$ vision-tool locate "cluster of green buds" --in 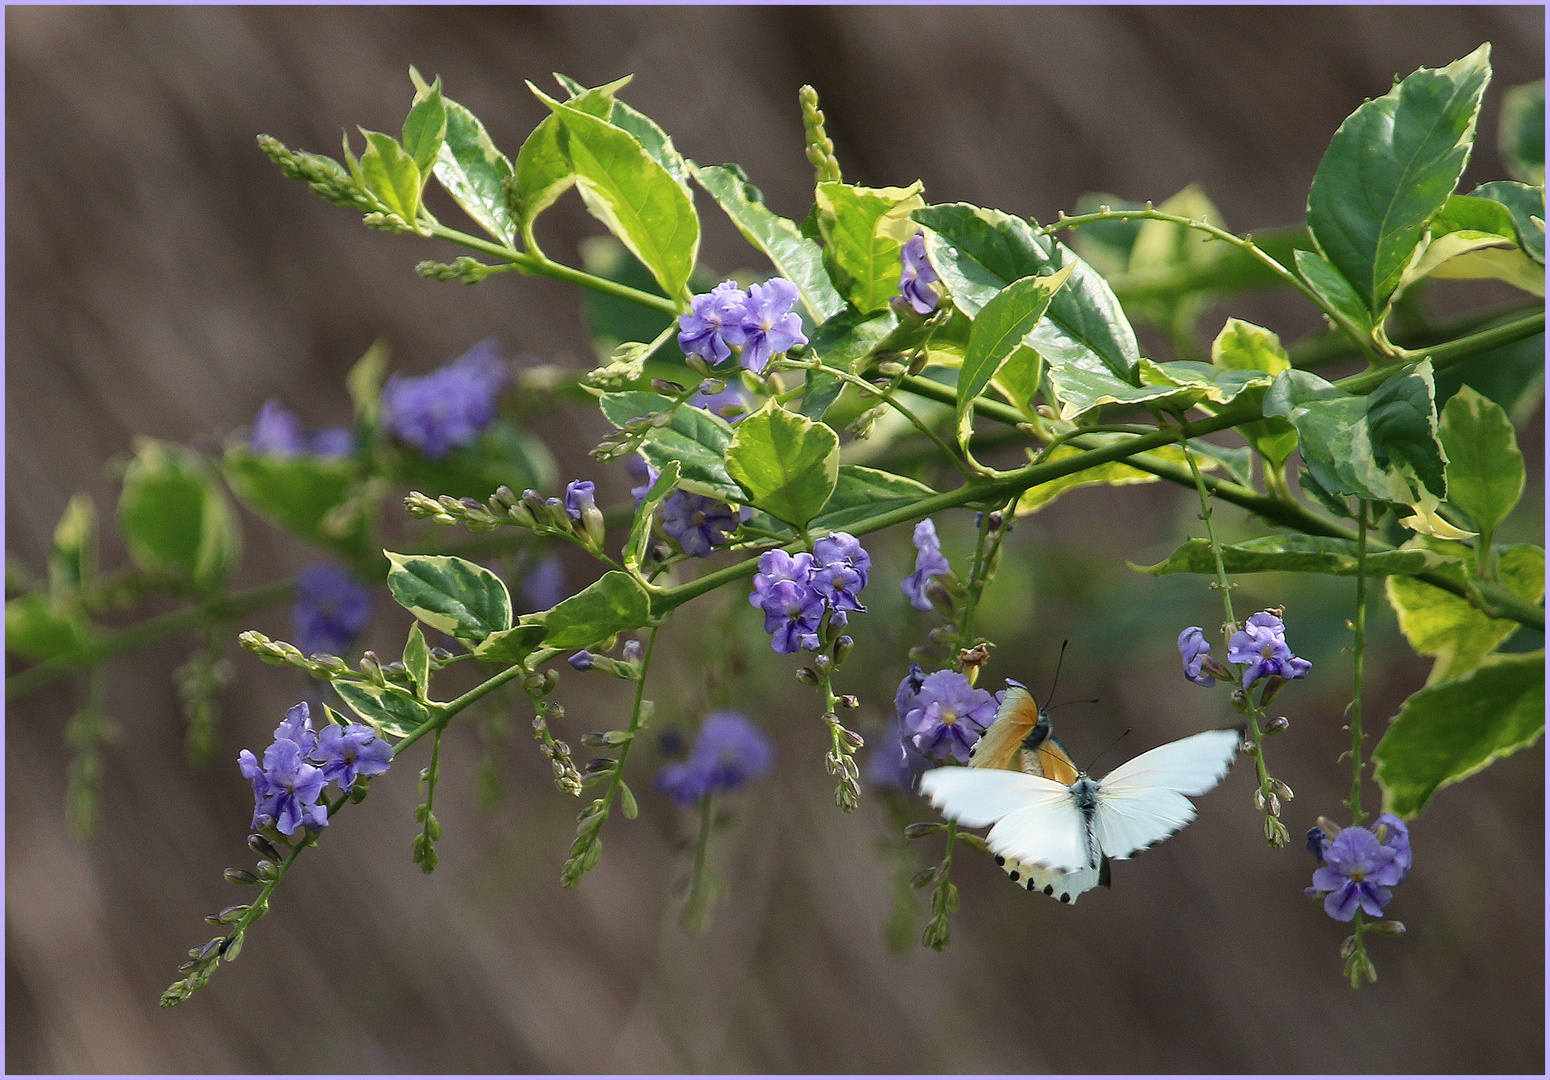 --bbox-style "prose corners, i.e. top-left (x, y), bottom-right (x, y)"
top-left (795, 609), bottom-right (865, 811)
top-left (522, 666), bottom-right (582, 798)
top-left (161, 832), bottom-right (282, 1007)
top-left (255, 135), bottom-right (374, 212)
top-left (414, 256), bottom-right (497, 284)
